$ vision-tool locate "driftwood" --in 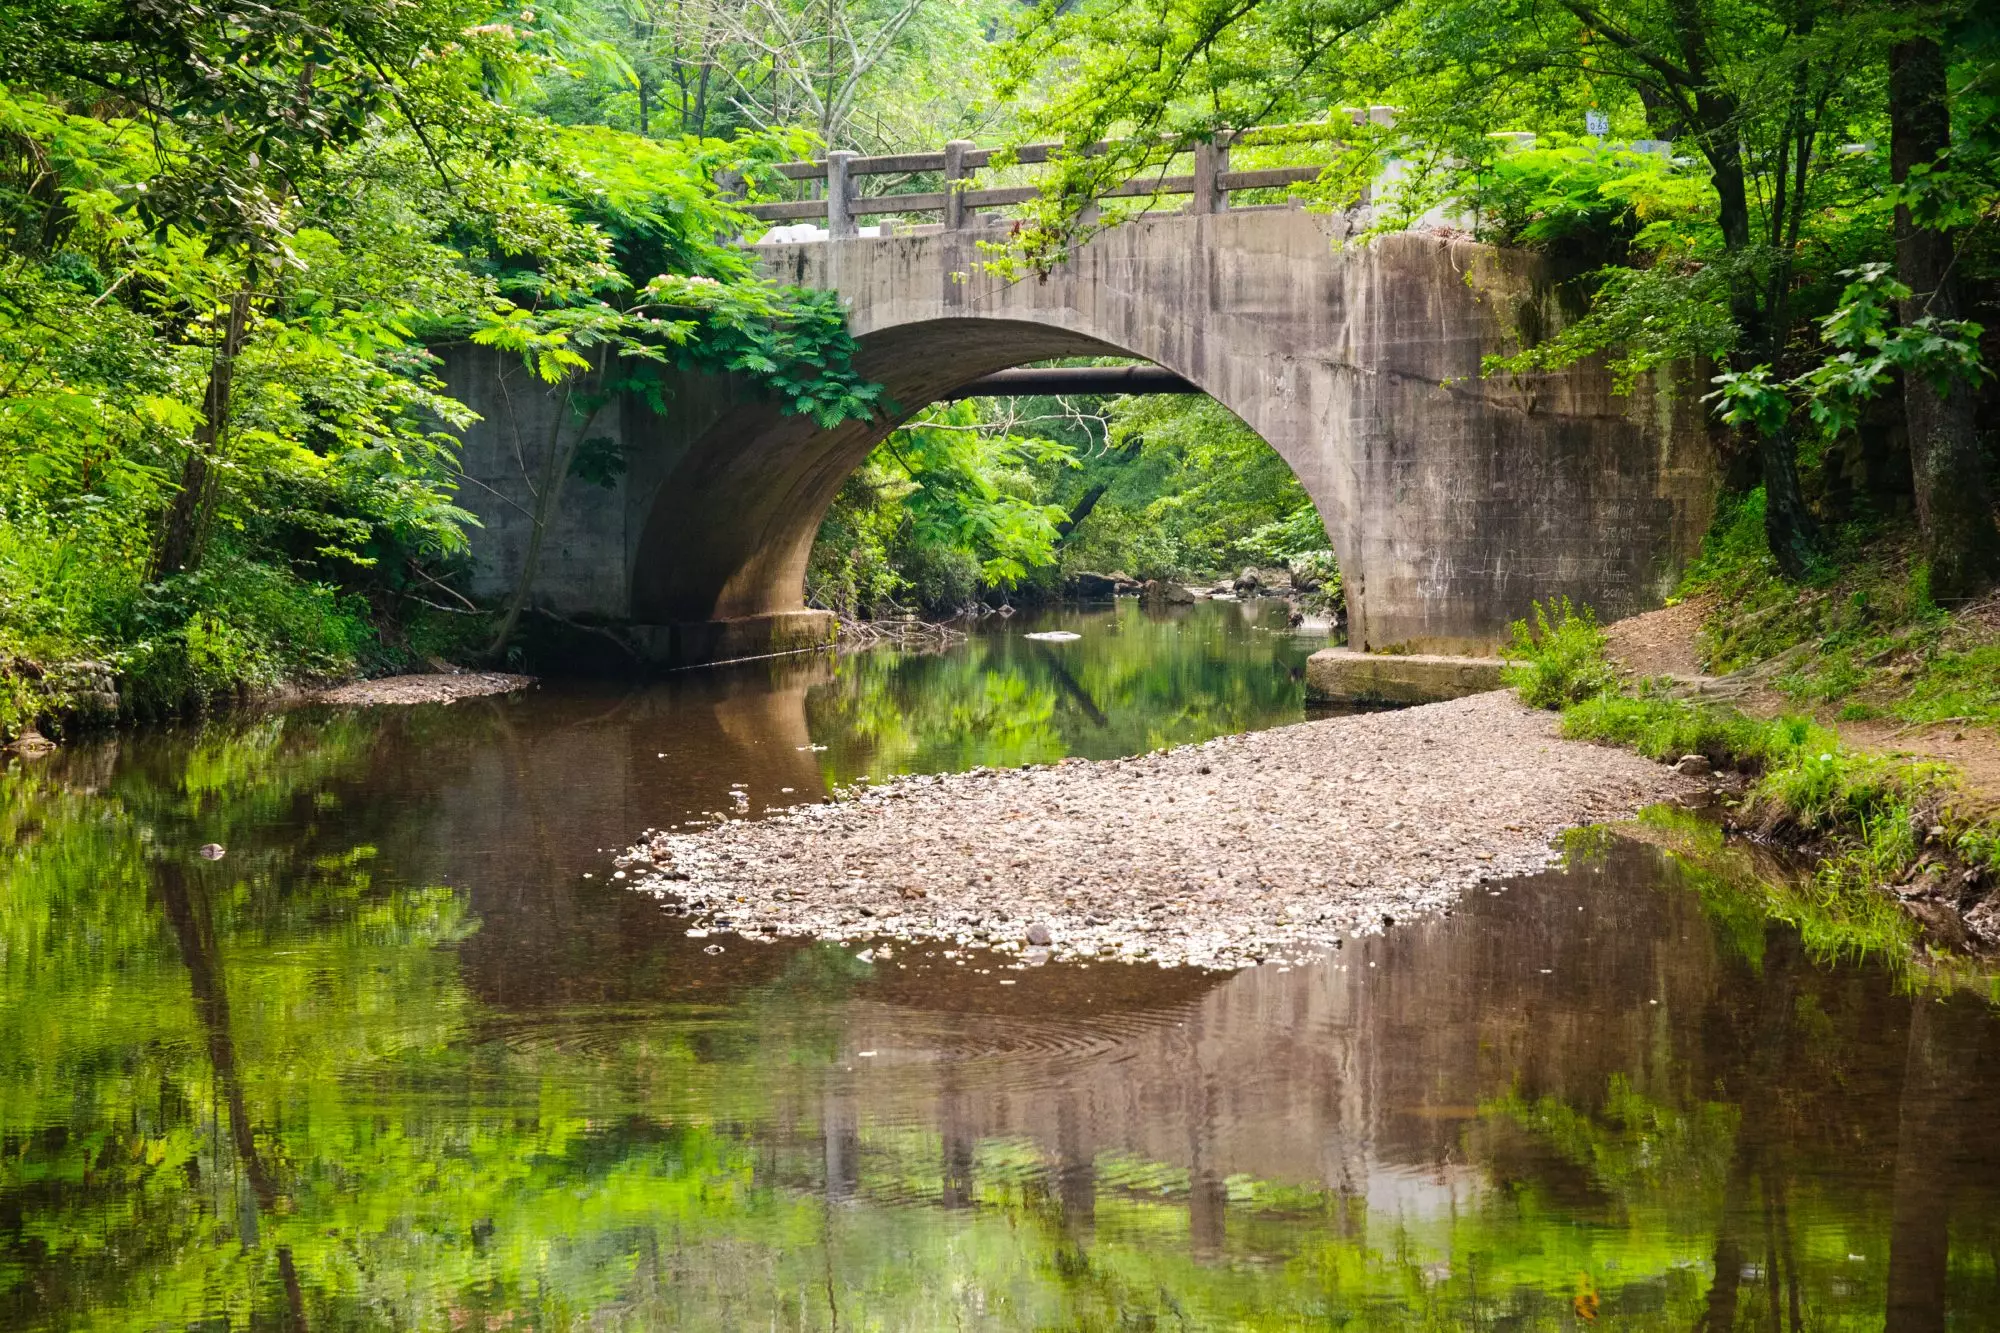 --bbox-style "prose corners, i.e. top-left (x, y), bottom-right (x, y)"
top-left (834, 615), bottom-right (968, 654)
